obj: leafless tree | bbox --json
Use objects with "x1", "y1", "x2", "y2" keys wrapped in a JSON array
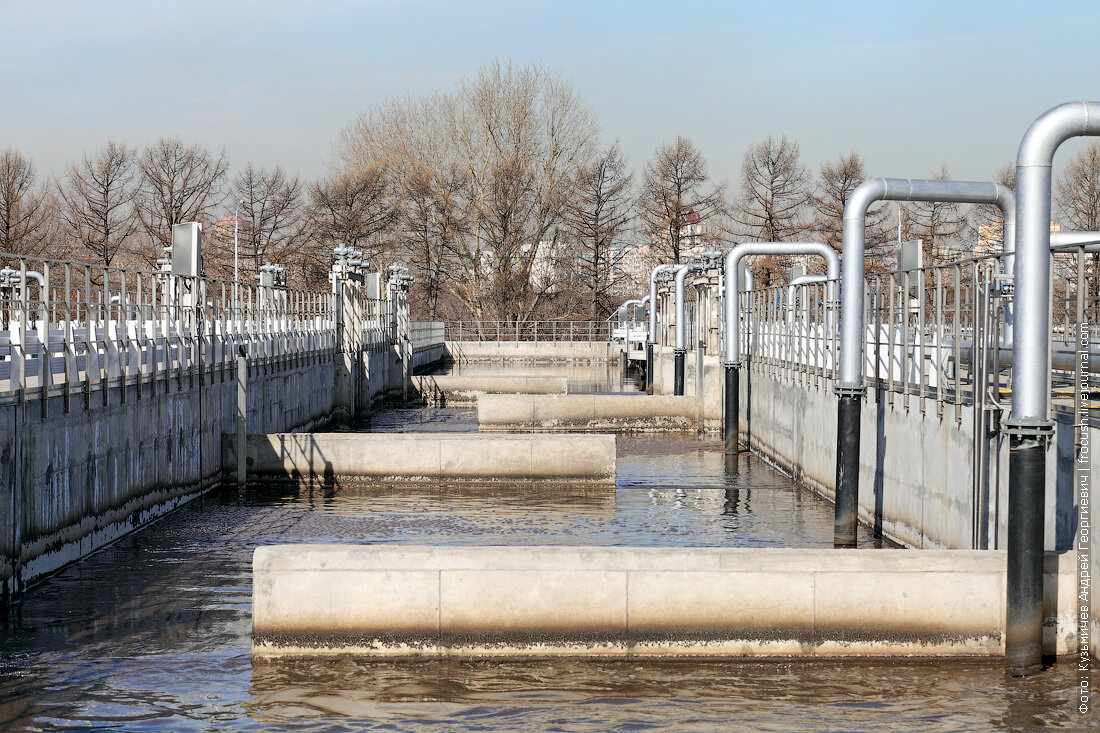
[
  {"x1": 562, "y1": 142, "x2": 634, "y2": 319},
  {"x1": 732, "y1": 135, "x2": 809, "y2": 284},
  {"x1": 1056, "y1": 141, "x2": 1100, "y2": 230},
  {"x1": 1055, "y1": 141, "x2": 1100, "y2": 289},
  {"x1": 135, "y1": 138, "x2": 228, "y2": 264},
  {"x1": 637, "y1": 136, "x2": 724, "y2": 264},
  {"x1": 336, "y1": 60, "x2": 598, "y2": 322},
  {"x1": 58, "y1": 140, "x2": 140, "y2": 267},
  {"x1": 903, "y1": 164, "x2": 969, "y2": 265},
  {"x1": 232, "y1": 164, "x2": 304, "y2": 278},
  {"x1": 967, "y1": 164, "x2": 1016, "y2": 254},
  {"x1": 810, "y1": 151, "x2": 891, "y2": 270},
  {"x1": 0, "y1": 149, "x2": 55, "y2": 256},
  {"x1": 397, "y1": 162, "x2": 467, "y2": 318}
]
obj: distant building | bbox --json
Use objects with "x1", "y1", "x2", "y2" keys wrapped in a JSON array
[{"x1": 976, "y1": 220, "x2": 1060, "y2": 258}]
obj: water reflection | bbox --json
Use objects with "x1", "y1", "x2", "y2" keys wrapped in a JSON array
[{"x1": 0, "y1": 422, "x2": 1086, "y2": 730}]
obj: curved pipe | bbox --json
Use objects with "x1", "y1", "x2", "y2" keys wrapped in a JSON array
[
  {"x1": 723, "y1": 242, "x2": 839, "y2": 366},
  {"x1": 674, "y1": 264, "x2": 706, "y2": 350},
  {"x1": 838, "y1": 178, "x2": 1015, "y2": 389},
  {"x1": 648, "y1": 264, "x2": 682, "y2": 343},
  {"x1": 786, "y1": 274, "x2": 829, "y2": 309},
  {"x1": 0, "y1": 268, "x2": 45, "y2": 287},
  {"x1": 1012, "y1": 102, "x2": 1100, "y2": 423}
]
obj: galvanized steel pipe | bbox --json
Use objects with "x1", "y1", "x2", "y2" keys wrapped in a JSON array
[
  {"x1": 723, "y1": 242, "x2": 839, "y2": 366},
  {"x1": 1004, "y1": 101, "x2": 1100, "y2": 677}
]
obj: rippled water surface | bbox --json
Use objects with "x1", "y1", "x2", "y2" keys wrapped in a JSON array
[{"x1": 0, "y1": 406, "x2": 1093, "y2": 731}]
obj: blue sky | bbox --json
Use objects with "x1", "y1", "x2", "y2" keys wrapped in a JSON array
[{"x1": 3, "y1": 0, "x2": 1099, "y2": 189}]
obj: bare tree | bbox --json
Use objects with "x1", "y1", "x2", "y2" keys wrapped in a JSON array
[
  {"x1": 58, "y1": 141, "x2": 139, "y2": 267},
  {"x1": 0, "y1": 149, "x2": 54, "y2": 256},
  {"x1": 563, "y1": 142, "x2": 634, "y2": 319},
  {"x1": 1056, "y1": 141, "x2": 1100, "y2": 230},
  {"x1": 1055, "y1": 141, "x2": 1100, "y2": 289},
  {"x1": 637, "y1": 136, "x2": 723, "y2": 264},
  {"x1": 732, "y1": 135, "x2": 809, "y2": 284},
  {"x1": 810, "y1": 151, "x2": 891, "y2": 270},
  {"x1": 336, "y1": 60, "x2": 598, "y2": 321},
  {"x1": 968, "y1": 163, "x2": 1016, "y2": 254},
  {"x1": 135, "y1": 138, "x2": 228, "y2": 264},
  {"x1": 233, "y1": 164, "x2": 304, "y2": 277},
  {"x1": 904, "y1": 165, "x2": 969, "y2": 265},
  {"x1": 397, "y1": 162, "x2": 467, "y2": 318}
]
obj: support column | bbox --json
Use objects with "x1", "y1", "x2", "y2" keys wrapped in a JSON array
[
  {"x1": 236, "y1": 349, "x2": 247, "y2": 486},
  {"x1": 833, "y1": 386, "x2": 863, "y2": 548},
  {"x1": 645, "y1": 342, "x2": 654, "y2": 395},
  {"x1": 673, "y1": 348, "x2": 686, "y2": 395},
  {"x1": 332, "y1": 264, "x2": 364, "y2": 424},
  {"x1": 723, "y1": 364, "x2": 739, "y2": 456},
  {"x1": 1004, "y1": 424, "x2": 1052, "y2": 676}
]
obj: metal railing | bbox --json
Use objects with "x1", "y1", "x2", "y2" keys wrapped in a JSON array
[
  {"x1": 448, "y1": 321, "x2": 612, "y2": 342},
  {"x1": 734, "y1": 250, "x2": 1100, "y2": 418},
  {"x1": 0, "y1": 252, "x2": 337, "y2": 406}
]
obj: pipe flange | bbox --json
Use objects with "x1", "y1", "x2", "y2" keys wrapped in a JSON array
[
  {"x1": 1001, "y1": 417, "x2": 1055, "y2": 438},
  {"x1": 834, "y1": 383, "x2": 866, "y2": 398},
  {"x1": 723, "y1": 361, "x2": 743, "y2": 369},
  {"x1": 674, "y1": 348, "x2": 687, "y2": 355}
]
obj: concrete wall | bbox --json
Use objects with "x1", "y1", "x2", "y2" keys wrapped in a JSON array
[
  {"x1": 736, "y1": 367, "x2": 1094, "y2": 553},
  {"x1": 412, "y1": 375, "x2": 568, "y2": 406},
  {"x1": 479, "y1": 393, "x2": 713, "y2": 432},
  {"x1": 1, "y1": 335, "x2": 446, "y2": 599},
  {"x1": 252, "y1": 544, "x2": 1077, "y2": 658},
  {"x1": 0, "y1": 354, "x2": 336, "y2": 597},
  {"x1": 241, "y1": 433, "x2": 616, "y2": 484},
  {"x1": 445, "y1": 341, "x2": 616, "y2": 363}
]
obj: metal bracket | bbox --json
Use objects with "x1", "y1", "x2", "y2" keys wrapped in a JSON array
[
  {"x1": 834, "y1": 383, "x2": 866, "y2": 398},
  {"x1": 1001, "y1": 417, "x2": 1055, "y2": 438}
]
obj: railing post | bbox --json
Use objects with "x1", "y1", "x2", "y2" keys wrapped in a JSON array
[{"x1": 237, "y1": 348, "x2": 248, "y2": 486}]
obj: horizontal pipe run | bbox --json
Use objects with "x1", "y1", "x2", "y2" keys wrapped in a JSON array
[
  {"x1": 240, "y1": 433, "x2": 617, "y2": 484},
  {"x1": 252, "y1": 545, "x2": 1078, "y2": 658}
]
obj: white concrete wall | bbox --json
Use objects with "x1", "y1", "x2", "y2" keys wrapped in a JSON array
[
  {"x1": 252, "y1": 544, "x2": 1077, "y2": 658},
  {"x1": 478, "y1": 393, "x2": 713, "y2": 432},
  {"x1": 738, "y1": 367, "x2": 1094, "y2": 553},
  {"x1": 243, "y1": 433, "x2": 616, "y2": 484},
  {"x1": 412, "y1": 375, "x2": 568, "y2": 406},
  {"x1": 445, "y1": 341, "x2": 615, "y2": 363}
]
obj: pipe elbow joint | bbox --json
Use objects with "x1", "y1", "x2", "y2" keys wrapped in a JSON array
[
  {"x1": 1017, "y1": 101, "x2": 1100, "y2": 167},
  {"x1": 844, "y1": 178, "x2": 889, "y2": 223}
]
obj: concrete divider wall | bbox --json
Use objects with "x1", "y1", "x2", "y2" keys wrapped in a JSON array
[
  {"x1": 738, "y1": 367, "x2": 1092, "y2": 553},
  {"x1": 252, "y1": 545, "x2": 1077, "y2": 657},
  {"x1": 0, "y1": 355, "x2": 336, "y2": 597},
  {"x1": 479, "y1": 393, "x2": 715, "y2": 432},
  {"x1": 241, "y1": 433, "x2": 616, "y2": 484},
  {"x1": 412, "y1": 375, "x2": 568, "y2": 406},
  {"x1": 445, "y1": 341, "x2": 615, "y2": 363}
]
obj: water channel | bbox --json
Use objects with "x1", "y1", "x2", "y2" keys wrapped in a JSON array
[{"x1": 0, "y1": 364, "x2": 1092, "y2": 730}]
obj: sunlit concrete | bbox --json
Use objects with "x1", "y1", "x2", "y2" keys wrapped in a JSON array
[
  {"x1": 239, "y1": 433, "x2": 616, "y2": 483},
  {"x1": 478, "y1": 393, "x2": 714, "y2": 432},
  {"x1": 412, "y1": 374, "x2": 568, "y2": 406},
  {"x1": 252, "y1": 545, "x2": 1077, "y2": 658}
]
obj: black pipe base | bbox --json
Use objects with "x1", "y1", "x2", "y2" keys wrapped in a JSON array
[
  {"x1": 645, "y1": 343, "x2": 654, "y2": 395},
  {"x1": 673, "y1": 349, "x2": 686, "y2": 396},
  {"x1": 723, "y1": 365, "x2": 739, "y2": 456},
  {"x1": 1005, "y1": 434, "x2": 1047, "y2": 677},
  {"x1": 833, "y1": 390, "x2": 862, "y2": 548}
]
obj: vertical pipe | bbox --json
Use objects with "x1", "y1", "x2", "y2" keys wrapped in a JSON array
[
  {"x1": 674, "y1": 349, "x2": 685, "y2": 395},
  {"x1": 1002, "y1": 102, "x2": 1100, "y2": 675},
  {"x1": 237, "y1": 349, "x2": 247, "y2": 487},
  {"x1": 724, "y1": 365, "x2": 738, "y2": 456}
]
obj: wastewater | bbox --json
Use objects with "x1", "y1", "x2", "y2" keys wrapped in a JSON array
[{"x1": 0, "y1": 365, "x2": 1093, "y2": 730}]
